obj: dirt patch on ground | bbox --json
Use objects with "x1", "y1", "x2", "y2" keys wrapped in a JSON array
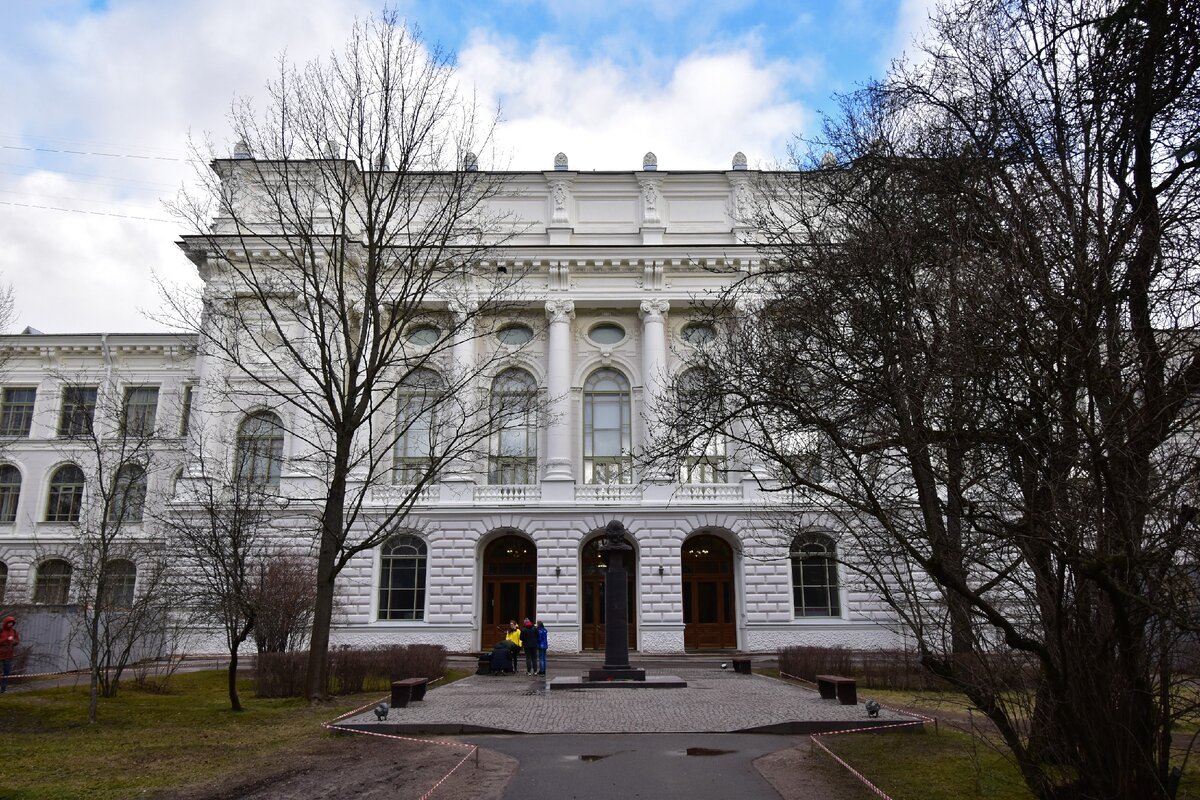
[
  {"x1": 756, "y1": 741, "x2": 875, "y2": 800},
  {"x1": 157, "y1": 730, "x2": 516, "y2": 800}
]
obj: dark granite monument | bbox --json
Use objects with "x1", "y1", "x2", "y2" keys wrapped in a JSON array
[{"x1": 587, "y1": 520, "x2": 646, "y2": 682}]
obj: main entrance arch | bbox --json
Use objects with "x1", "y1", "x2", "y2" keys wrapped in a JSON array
[
  {"x1": 580, "y1": 533, "x2": 637, "y2": 651},
  {"x1": 481, "y1": 533, "x2": 537, "y2": 648},
  {"x1": 682, "y1": 533, "x2": 737, "y2": 650}
]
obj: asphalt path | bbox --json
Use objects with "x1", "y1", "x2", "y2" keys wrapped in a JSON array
[{"x1": 464, "y1": 733, "x2": 797, "y2": 800}]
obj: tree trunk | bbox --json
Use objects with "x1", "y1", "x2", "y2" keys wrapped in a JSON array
[
  {"x1": 304, "y1": 440, "x2": 350, "y2": 703},
  {"x1": 228, "y1": 646, "x2": 243, "y2": 712}
]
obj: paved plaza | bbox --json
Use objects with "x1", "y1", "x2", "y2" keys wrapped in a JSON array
[{"x1": 334, "y1": 667, "x2": 922, "y2": 736}]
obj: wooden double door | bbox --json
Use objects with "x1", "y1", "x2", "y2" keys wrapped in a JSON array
[
  {"x1": 580, "y1": 535, "x2": 637, "y2": 650},
  {"x1": 481, "y1": 535, "x2": 537, "y2": 648},
  {"x1": 682, "y1": 534, "x2": 737, "y2": 650}
]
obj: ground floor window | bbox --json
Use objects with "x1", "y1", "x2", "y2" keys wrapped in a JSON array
[
  {"x1": 378, "y1": 535, "x2": 427, "y2": 620},
  {"x1": 791, "y1": 534, "x2": 841, "y2": 617}
]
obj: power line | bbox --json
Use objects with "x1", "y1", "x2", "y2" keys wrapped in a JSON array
[
  {"x1": 0, "y1": 143, "x2": 193, "y2": 163},
  {"x1": 0, "y1": 200, "x2": 174, "y2": 223}
]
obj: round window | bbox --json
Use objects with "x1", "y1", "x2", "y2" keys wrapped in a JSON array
[
  {"x1": 588, "y1": 323, "x2": 626, "y2": 346},
  {"x1": 496, "y1": 324, "x2": 533, "y2": 346},
  {"x1": 406, "y1": 325, "x2": 440, "y2": 346},
  {"x1": 681, "y1": 322, "x2": 715, "y2": 346}
]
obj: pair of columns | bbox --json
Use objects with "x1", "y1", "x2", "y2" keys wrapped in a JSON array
[{"x1": 543, "y1": 299, "x2": 669, "y2": 482}]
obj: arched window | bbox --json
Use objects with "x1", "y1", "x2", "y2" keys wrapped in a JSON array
[
  {"x1": 0, "y1": 561, "x2": 7, "y2": 603},
  {"x1": 34, "y1": 559, "x2": 72, "y2": 604},
  {"x1": 378, "y1": 535, "x2": 427, "y2": 620},
  {"x1": 102, "y1": 559, "x2": 137, "y2": 608},
  {"x1": 676, "y1": 368, "x2": 726, "y2": 484},
  {"x1": 236, "y1": 411, "x2": 284, "y2": 486},
  {"x1": 490, "y1": 368, "x2": 537, "y2": 485},
  {"x1": 0, "y1": 464, "x2": 20, "y2": 523},
  {"x1": 582, "y1": 368, "x2": 632, "y2": 484},
  {"x1": 394, "y1": 369, "x2": 442, "y2": 484},
  {"x1": 46, "y1": 464, "x2": 85, "y2": 523},
  {"x1": 109, "y1": 465, "x2": 147, "y2": 524},
  {"x1": 791, "y1": 534, "x2": 841, "y2": 618}
]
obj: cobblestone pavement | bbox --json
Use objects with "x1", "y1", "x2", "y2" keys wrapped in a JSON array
[{"x1": 336, "y1": 668, "x2": 921, "y2": 735}]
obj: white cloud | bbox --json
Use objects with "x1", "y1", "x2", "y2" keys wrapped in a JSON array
[{"x1": 458, "y1": 32, "x2": 810, "y2": 171}]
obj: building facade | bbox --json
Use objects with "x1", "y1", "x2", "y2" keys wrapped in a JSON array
[{"x1": 0, "y1": 156, "x2": 901, "y2": 654}]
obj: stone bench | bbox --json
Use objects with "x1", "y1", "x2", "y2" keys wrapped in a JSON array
[
  {"x1": 390, "y1": 677, "x2": 429, "y2": 708},
  {"x1": 815, "y1": 674, "x2": 857, "y2": 705}
]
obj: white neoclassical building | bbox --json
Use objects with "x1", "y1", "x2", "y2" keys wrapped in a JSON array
[{"x1": 0, "y1": 154, "x2": 901, "y2": 654}]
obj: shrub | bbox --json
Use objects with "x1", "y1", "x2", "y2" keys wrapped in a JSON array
[{"x1": 256, "y1": 644, "x2": 447, "y2": 698}]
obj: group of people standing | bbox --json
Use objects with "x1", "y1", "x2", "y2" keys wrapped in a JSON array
[{"x1": 494, "y1": 618, "x2": 547, "y2": 675}]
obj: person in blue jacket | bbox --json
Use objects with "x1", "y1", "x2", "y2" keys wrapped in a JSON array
[{"x1": 536, "y1": 620, "x2": 549, "y2": 676}]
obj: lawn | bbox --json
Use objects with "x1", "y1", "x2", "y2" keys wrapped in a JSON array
[{"x1": 0, "y1": 668, "x2": 470, "y2": 800}]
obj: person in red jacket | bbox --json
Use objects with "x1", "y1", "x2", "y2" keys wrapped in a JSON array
[{"x1": 0, "y1": 616, "x2": 18, "y2": 693}]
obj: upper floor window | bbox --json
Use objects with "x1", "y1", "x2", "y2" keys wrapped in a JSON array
[
  {"x1": 0, "y1": 387, "x2": 36, "y2": 437},
  {"x1": 588, "y1": 323, "x2": 626, "y2": 346},
  {"x1": 791, "y1": 534, "x2": 841, "y2": 618},
  {"x1": 378, "y1": 534, "x2": 427, "y2": 620},
  {"x1": 405, "y1": 325, "x2": 440, "y2": 347},
  {"x1": 0, "y1": 464, "x2": 21, "y2": 523},
  {"x1": 179, "y1": 385, "x2": 194, "y2": 437},
  {"x1": 58, "y1": 386, "x2": 97, "y2": 438},
  {"x1": 394, "y1": 369, "x2": 442, "y2": 485},
  {"x1": 34, "y1": 559, "x2": 72, "y2": 604},
  {"x1": 496, "y1": 324, "x2": 534, "y2": 346},
  {"x1": 681, "y1": 322, "x2": 716, "y2": 346},
  {"x1": 46, "y1": 464, "x2": 85, "y2": 523},
  {"x1": 582, "y1": 368, "x2": 632, "y2": 484},
  {"x1": 489, "y1": 368, "x2": 537, "y2": 485},
  {"x1": 122, "y1": 386, "x2": 159, "y2": 438},
  {"x1": 109, "y1": 464, "x2": 147, "y2": 524},
  {"x1": 676, "y1": 368, "x2": 726, "y2": 483},
  {"x1": 235, "y1": 411, "x2": 285, "y2": 486}
]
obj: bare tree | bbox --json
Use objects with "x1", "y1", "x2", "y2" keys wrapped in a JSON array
[
  {"x1": 165, "y1": 12, "x2": 530, "y2": 700},
  {"x1": 251, "y1": 554, "x2": 317, "y2": 655},
  {"x1": 649, "y1": 1, "x2": 1200, "y2": 798},
  {"x1": 159, "y1": 418, "x2": 280, "y2": 711},
  {"x1": 45, "y1": 370, "x2": 175, "y2": 723}
]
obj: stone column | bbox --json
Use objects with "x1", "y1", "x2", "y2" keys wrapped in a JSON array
[
  {"x1": 448, "y1": 297, "x2": 478, "y2": 379},
  {"x1": 543, "y1": 299, "x2": 575, "y2": 481},
  {"x1": 639, "y1": 299, "x2": 670, "y2": 477}
]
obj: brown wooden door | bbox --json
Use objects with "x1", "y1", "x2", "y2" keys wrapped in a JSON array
[
  {"x1": 682, "y1": 534, "x2": 736, "y2": 650},
  {"x1": 580, "y1": 535, "x2": 637, "y2": 651},
  {"x1": 481, "y1": 535, "x2": 537, "y2": 648}
]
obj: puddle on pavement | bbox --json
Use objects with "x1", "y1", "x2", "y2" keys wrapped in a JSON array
[
  {"x1": 684, "y1": 747, "x2": 735, "y2": 757},
  {"x1": 566, "y1": 754, "x2": 611, "y2": 762}
]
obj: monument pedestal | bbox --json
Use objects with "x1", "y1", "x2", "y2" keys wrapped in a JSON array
[{"x1": 586, "y1": 667, "x2": 646, "y2": 682}]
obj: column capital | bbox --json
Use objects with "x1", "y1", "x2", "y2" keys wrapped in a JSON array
[
  {"x1": 545, "y1": 299, "x2": 576, "y2": 323},
  {"x1": 639, "y1": 298, "x2": 670, "y2": 321},
  {"x1": 448, "y1": 296, "x2": 479, "y2": 319}
]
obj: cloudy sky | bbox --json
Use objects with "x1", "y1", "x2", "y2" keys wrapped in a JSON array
[{"x1": 1, "y1": 0, "x2": 933, "y2": 333}]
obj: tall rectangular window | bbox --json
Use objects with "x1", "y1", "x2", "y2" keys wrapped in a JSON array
[
  {"x1": 122, "y1": 386, "x2": 159, "y2": 438},
  {"x1": 57, "y1": 386, "x2": 98, "y2": 438},
  {"x1": 0, "y1": 388, "x2": 36, "y2": 437},
  {"x1": 179, "y1": 385, "x2": 193, "y2": 437}
]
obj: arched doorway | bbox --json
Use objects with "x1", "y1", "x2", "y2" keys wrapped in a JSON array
[
  {"x1": 481, "y1": 534, "x2": 537, "y2": 648},
  {"x1": 682, "y1": 533, "x2": 737, "y2": 650},
  {"x1": 580, "y1": 534, "x2": 637, "y2": 651}
]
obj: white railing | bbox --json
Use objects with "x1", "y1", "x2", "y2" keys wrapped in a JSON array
[
  {"x1": 371, "y1": 484, "x2": 440, "y2": 505},
  {"x1": 575, "y1": 483, "x2": 644, "y2": 503},
  {"x1": 675, "y1": 483, "x2": 744, "y2": 503},
  {"x1": 473, "y1": 484, "x2": 541, "y2": 504}
]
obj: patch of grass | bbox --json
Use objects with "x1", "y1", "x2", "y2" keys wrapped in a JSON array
[
  {"x1": 0, "y1": 669, "x2": 456, "y2": 800},
  {"x1": 822, "y1": 727, "x2": 1036, "y2": 800}
]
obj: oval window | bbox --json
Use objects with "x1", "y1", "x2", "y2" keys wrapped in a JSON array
[
  {"x1": 681, "y1": 322, "x2": 715, "y2": 346},
  {"x1": 588, "y1": 323, "x2": 626, "y2": 346},
  {"x1": 496, "y1": 324, "x2": 533, "y2": 346},
  {"x1": 406, "y1": 325, "x2": 439, "y2": 346}
]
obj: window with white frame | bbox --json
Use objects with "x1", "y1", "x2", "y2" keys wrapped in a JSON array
[
  {"x1": 179, "y1": 385, "x2": 194, "y2": 437},
  {"x1": 46, "y1": 464, "x2": 85, "y2": 523},
  {"x1": 791, "y1": 534, "x2": 841, "y2": 617},
  {"x1": 676, "y1": 368, "x2": 726, "y2": 483},
  {"x1": 582, "y1": 368, "x2": 632, "y2": 484},
  {"x1": 34, "y1": 559, "x2": 72, "y2": 604},
  {"x1": 394, "y1": 369, "x2": 442, "y2": 484},
  {"x1": 122, "y1": 386, "x2": 159, "y2": 437},
  {"x1": 0, "y1": 464, "x2": 20, "y2": 523},
  {"x1": 57, "y1": 386, "x2": 97, "y2": 438},
  {"x1": 109, "y1": 464, "x2": 147, "y2": 524},
  {"x1": 0, "y1": 387, "x2": 36, "y2": 437},
  {"x1": 102, "y1": 559, "x2": 137, "y2": 608},
  {"x1": 235, "y1": 411, "x2": 285, "y2": 486},
  {"x1": 378, "y1": 534, "x2": 427, "y2": 620},
  {"x1": 489, "y1": 368, "x2": 537, "y2": 484}
]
